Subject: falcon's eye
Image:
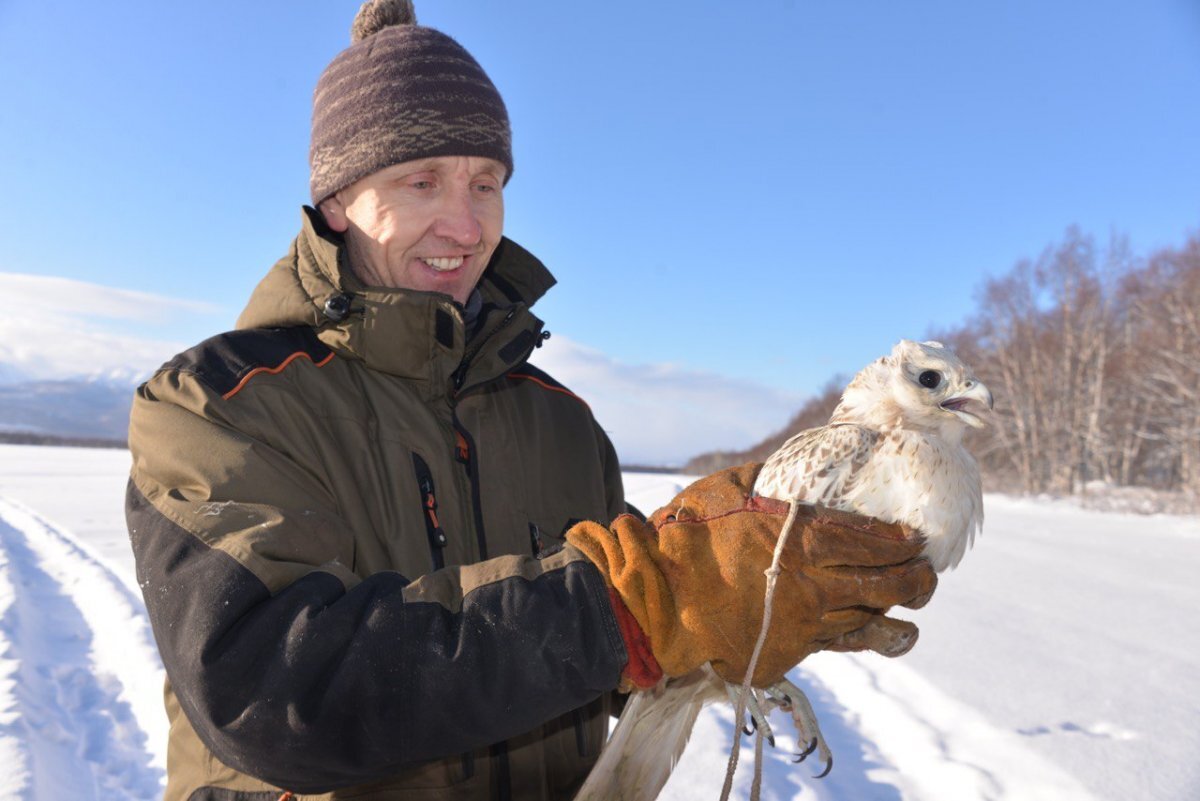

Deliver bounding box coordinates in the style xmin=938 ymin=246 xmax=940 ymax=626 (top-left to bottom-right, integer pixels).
xmin=918 ymin=370 xmax=942 ymax=389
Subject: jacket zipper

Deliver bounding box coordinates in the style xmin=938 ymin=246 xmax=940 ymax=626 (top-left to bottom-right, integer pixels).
xmin=447 ymin=307 xmax=526 ymax=560
xmin=451 ymin=309 xmax=519 ymax=395
xmin=411 ymin=453 xmax=447 ymax=571
xmin=451 ymin=417 xmax=489 ymax=561
xmin=447 ymin=306 xmax=545 ymax=801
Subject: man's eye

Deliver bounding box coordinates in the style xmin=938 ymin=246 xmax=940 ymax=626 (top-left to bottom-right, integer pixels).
xmin=410 ymin=180 xmax=434 ymax=190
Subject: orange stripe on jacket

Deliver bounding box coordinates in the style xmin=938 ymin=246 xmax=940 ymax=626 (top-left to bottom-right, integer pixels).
xmin=222 ymin=351 xmax=335 ymax=400
xmin=507 ymin=371 xmax=590 ymax=411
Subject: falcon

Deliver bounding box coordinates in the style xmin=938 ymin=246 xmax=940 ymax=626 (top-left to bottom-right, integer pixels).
xmin=577 ymin=339 xmax=992 ymax=801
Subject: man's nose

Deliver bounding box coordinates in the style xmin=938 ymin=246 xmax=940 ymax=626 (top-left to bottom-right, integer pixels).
xmin=432 ymin=186 xmax=483 ymax=246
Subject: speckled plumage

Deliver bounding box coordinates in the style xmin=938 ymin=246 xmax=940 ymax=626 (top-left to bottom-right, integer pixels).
xmin=755 ymin=339 xmax=988 ymax=570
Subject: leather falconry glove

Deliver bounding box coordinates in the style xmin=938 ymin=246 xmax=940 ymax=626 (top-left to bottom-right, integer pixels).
xmin=566 ymin=463 xmax=937 ymax=688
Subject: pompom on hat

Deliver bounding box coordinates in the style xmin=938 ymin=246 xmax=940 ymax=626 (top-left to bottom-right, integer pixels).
xmin=309 ymin=0 xmax=513 ymax=204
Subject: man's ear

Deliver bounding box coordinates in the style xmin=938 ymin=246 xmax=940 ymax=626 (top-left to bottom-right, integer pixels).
xmin=318 ymin=195 xmax=350 ymax=233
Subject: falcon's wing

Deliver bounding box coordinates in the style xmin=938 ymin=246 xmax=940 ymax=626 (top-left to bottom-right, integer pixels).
xmin=753 ymin=424 xmax=879 ymax=507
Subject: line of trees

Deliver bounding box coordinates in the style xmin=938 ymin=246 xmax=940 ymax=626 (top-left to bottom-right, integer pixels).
xmin=0 ymin=431 xmax=128 ymax=449
xmin=686 ymin=226 xmax=1200 ymax=499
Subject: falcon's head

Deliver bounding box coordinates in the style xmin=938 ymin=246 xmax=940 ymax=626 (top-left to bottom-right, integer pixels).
xmin=832 ymin=340 xmax=993 ymax=438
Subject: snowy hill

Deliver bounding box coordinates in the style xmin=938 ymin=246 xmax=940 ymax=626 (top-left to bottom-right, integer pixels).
xmin=0 ymin=444 xmax=1197 ymax=800
xmin=0 ymin=378 xmax=136 ymax=441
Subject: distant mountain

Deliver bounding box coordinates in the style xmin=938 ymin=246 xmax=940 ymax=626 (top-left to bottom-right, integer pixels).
xmin=0 ymin=362 xmax=30 ymax=385
xmin=0 ymin=377 xmax=137 ymax=442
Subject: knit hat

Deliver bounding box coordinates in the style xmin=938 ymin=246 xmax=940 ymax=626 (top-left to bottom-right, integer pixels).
xmin=309 ymin=0 xmax=513 ymax=204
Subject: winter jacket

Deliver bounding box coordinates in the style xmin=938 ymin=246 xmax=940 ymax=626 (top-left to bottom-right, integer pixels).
xmin=126 ymin=208 xmax=629 ymax=801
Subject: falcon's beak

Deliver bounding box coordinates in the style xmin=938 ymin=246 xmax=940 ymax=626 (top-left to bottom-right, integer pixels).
xmin=940 ymin=380 xmax=993 ymax=428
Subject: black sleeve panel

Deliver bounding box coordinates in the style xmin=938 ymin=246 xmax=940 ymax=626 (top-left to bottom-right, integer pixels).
xmin=161 ymin=326 xmax=332 ymax=398
xmin=127 ymin=481 xmax=625 ymax=794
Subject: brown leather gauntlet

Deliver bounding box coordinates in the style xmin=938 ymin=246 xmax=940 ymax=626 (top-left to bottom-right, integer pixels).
xmin=567 ymin=463 xmax=937 ymax=687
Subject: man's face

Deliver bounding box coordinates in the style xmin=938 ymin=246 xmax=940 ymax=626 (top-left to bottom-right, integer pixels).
xmin=319 ymin=155 xmax=505 ymax=304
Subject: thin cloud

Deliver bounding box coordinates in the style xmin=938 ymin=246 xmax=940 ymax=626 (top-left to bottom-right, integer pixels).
xmin=530 ymin=335 xmax=803 ymax=466
xmin=0 ymin=272 xmax=217 ymax=383
xmin=0 ymin=273 xmax=220 ymax=323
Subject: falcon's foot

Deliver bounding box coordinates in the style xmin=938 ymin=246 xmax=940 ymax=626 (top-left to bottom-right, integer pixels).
xmin=765 ymin=679 xmax=833 ymax=777
xmin=725 ymin=681 xmax=776 ymax=747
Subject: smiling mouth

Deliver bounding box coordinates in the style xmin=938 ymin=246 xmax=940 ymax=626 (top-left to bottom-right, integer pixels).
xmin=421 ymin=256 xmax=465 ymax=272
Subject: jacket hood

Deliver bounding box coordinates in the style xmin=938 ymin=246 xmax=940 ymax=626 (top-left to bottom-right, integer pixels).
xmin=237 ymin=207 xmax=556 ymax=398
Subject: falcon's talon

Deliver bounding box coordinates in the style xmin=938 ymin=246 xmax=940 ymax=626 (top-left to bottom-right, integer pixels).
xmin=792 ymin=736 xmax=819 ymax=764
xmin=766 ymin=679 xmax=834 ymax=777
xmin=726 ymin=681 xmax=776 ymax=748
xmin=793 ymin=736 xmax=818 ymax=762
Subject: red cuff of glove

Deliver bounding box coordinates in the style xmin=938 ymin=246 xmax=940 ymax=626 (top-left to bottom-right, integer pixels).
xmin=608 ymin=587 xmax=663 ymax=689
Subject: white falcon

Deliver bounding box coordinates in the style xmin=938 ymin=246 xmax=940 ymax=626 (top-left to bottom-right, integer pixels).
xmin=742 ymin=338 xmax=992 ymax=776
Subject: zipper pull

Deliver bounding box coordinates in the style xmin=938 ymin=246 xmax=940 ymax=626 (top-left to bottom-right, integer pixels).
xmin=529 ymin=522 xmax=544 ymax=558
xmin=413 ymin=454 xmax=448 ymax=568
xmin=423 ymin=487 xmax=448 ymax=548
xmin=455 ymin=430 xmax=470 ymax=464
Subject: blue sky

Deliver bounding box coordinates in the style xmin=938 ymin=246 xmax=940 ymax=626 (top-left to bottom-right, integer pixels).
xmin=1 ymin=0 xmax=1198 ymax=462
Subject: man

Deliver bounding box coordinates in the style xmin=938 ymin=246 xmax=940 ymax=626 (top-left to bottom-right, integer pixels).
xmin=127 ymin=3 xmax=937 ymax=799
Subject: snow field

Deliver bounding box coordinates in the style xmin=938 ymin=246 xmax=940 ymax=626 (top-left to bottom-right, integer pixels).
xmin=0 ymin=496 xmax=164 ymax=799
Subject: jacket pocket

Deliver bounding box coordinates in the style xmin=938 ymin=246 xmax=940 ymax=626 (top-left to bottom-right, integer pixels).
xmin=412 ymin=452 xmax=448 ymax=571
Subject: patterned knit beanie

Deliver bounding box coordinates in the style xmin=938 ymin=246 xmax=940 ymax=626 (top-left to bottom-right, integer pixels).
xmin=309 ymin=0 xmax=513 ymax=204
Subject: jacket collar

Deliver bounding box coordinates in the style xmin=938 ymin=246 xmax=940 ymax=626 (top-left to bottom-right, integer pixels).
xmin=237 ymin=207 xmax=555 ymax=401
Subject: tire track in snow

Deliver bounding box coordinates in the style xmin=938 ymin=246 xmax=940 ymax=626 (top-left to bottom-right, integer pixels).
xmin=802 ymin=652 xmax=1101 ymax=801
xmin=0 ymin=497 xmax=164 ymax=800
xmin=658 ymin=642 xmax=1108 ymax=801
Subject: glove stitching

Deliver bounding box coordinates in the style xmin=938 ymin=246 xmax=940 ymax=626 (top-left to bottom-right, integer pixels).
xmin=812 ymin=514 xmax=911 ymax=541
xmin=662 ymin=506 xmax=788 ymax=527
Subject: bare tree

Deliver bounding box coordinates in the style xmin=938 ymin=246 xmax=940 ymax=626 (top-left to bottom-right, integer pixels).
xmin=1124 ymin=234 xmax=1200 ymax=493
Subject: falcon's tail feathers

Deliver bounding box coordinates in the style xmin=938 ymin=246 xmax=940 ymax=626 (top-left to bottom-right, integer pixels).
xmin=574 ymin=667 xmax=722 ymax=801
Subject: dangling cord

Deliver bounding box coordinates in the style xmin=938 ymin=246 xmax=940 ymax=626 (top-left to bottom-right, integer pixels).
xmin=720 ymin=500 xmax=801 ymax=801
xmin=750 ymin=692 xmax=767 ymax=801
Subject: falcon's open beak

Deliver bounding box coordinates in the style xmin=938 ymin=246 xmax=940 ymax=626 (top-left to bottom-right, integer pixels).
xmin=940 ymin=380 xmax=993 ymax=428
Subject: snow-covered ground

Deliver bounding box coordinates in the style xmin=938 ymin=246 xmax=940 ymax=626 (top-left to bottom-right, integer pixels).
xmin=0 ymin=444 xmax=1197 ymax=800
xmin=0 ymin=446 xmax=163 ymax=799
